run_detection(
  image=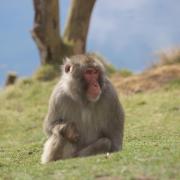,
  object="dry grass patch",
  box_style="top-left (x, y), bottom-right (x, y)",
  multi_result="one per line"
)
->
top-left (111, 65), bottom-right (180, 94)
